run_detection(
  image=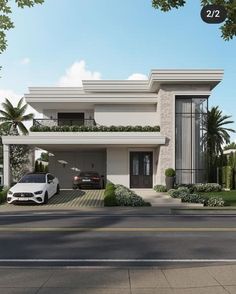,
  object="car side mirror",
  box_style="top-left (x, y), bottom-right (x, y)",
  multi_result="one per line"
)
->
top-left (48, 179), bottom-right (53, 184)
